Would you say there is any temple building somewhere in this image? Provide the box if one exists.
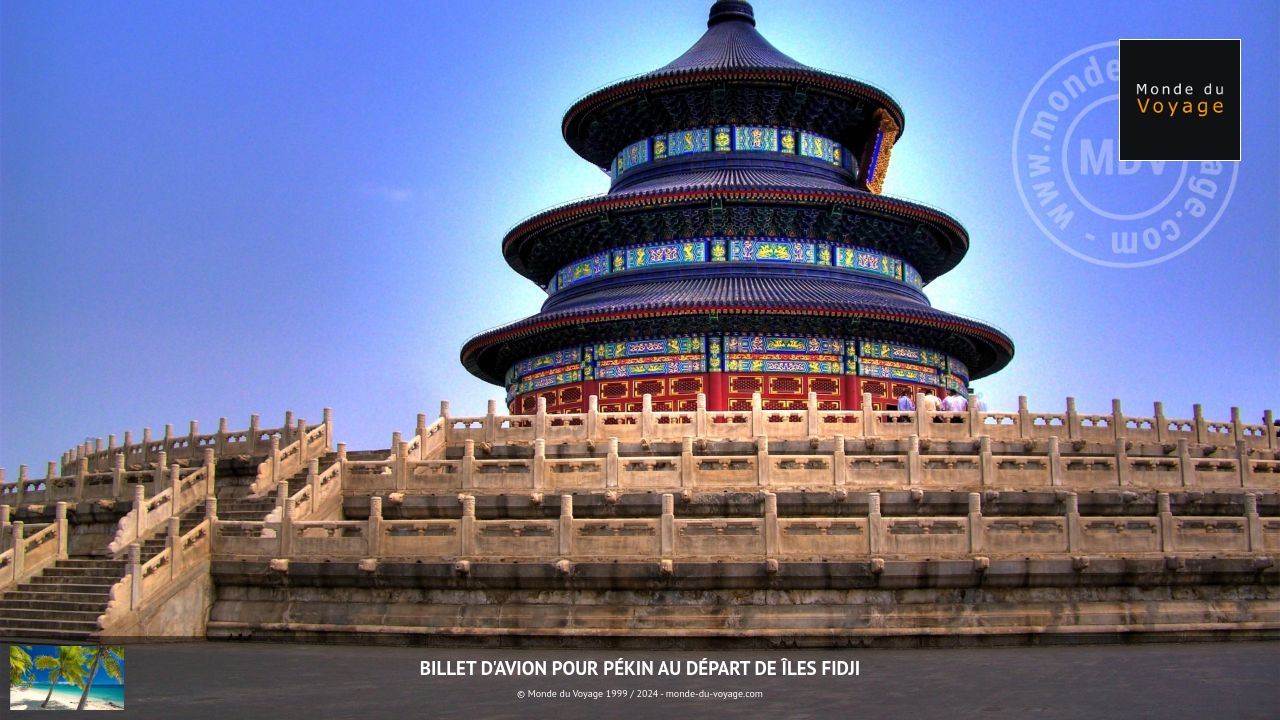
[461,0,1013,414]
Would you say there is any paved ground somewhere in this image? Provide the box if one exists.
[120,641,1278,719]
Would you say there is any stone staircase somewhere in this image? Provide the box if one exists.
[0,455,302,642]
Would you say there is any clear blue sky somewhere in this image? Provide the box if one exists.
[2,1,1277,470]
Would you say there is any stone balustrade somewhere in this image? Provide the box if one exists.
[339,433,1279,496]
[210,490,1278,563]
[0,502,69,592]
[440,394,1277,451]
[59,409,332,474]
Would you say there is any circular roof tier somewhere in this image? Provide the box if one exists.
[561,1,904,169]
[461,269,1013,386]
[501,184,969,288]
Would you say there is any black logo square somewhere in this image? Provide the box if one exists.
[1119,39,1240,161]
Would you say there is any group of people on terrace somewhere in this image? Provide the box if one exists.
[893,387,985,422]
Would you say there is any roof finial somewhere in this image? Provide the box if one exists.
[708,0,755,28]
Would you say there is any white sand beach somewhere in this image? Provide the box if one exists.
[9,686,122,711]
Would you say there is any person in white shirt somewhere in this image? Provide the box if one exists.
[921,389,941,421]
[941,389,968,422]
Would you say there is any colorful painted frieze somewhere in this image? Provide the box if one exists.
[596,358,705,379]
[510,347,582,379]
[555,250,610,291]
[596,336,703,359]
[725,335,842,355]
[858,359,942,386]
[800,131,836,164]
[859,341,947,369]
[734,126,778,152]
[728,239,815,263]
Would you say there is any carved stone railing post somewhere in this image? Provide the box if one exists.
[1245,493,1262,551]
[914,393,925,436]
[1177,439,1193,487]
[205,497,219,552]
[906,435,921,485]
[751,392,763,436]
[169,464,181,518]
[1111,399,1124,441]
[204,448,216,499]
[763,492,779,556]
[392,434,406,491]
[979,436,994,486]
[128,543,140,609]
[535,396,548,442]
[641,394,654,440]
[532,439,546,491]
[1193,404,1207,445]
[1154,402,1167,443]
[461,440,475,490]
[1230,407,1243,444]
[367,496,383,556]
[283,411,295,444]
[323,407,334,452]
[806,392,819,438]
[189,420,200,460]
[15,466,26,506]
[860,392,875,438]
[0,504,9,553]
[276,481,290,516]
[44,462,56,503]
[755,436,769,486]
[460,494,476,556]
[1114,438,1129,487]
[587,395,600,442]
[1265,409,1276,449]
[296,418,309,463]
[163,424,173,458]
[695,393,708,438]
[680,437,693,488]
[112,453,125,498]
[660,493,674,559]
[1017,396,1031,439]
[247,414,260,454]
[1066,397,1080,441]
[485,400,498,445]
[605,438,619,489]
[559,494,573,557]
[75,457,88,501]
[1158,492,1174,553]
[1048,436,1063,487]
[833,434,846,486]
[280,497,295,556]
[1237,441,1252,488]
[867,492,882,554]
[440,400,452,444]
[132,484,146,543]
[1065,492,1081,553]
[10,521,25,582]
[55,501,68,559]
[307,459,320,515]
[967,492,983,553]
[168,516,181,579]
[217,417,229,455]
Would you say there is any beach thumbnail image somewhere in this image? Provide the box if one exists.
[9,645,123,711]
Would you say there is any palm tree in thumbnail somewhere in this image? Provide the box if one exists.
[9,645,34,686]
[35,645,88,709]
[76,645,124,710]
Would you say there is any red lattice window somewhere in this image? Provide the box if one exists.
[729,399,753,411]
[730,376,762,393]
[653,401,673,412]
[601,382,628,398]
[861,381,887,397]
[634,379,664,396]
[624,403,642,412]
[560,386,582,404]
[810,377,839,395]
[764,399,787,410]
[678,399,698,411]
[521,396,537,413]
[770,377,802,394]
[819,401,841,410]
[671,377,703,395]
[599,403,623,412]
[891,383,911,398]
[539,391,557,407]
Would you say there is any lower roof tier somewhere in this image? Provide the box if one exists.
[461,270,1013,387]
